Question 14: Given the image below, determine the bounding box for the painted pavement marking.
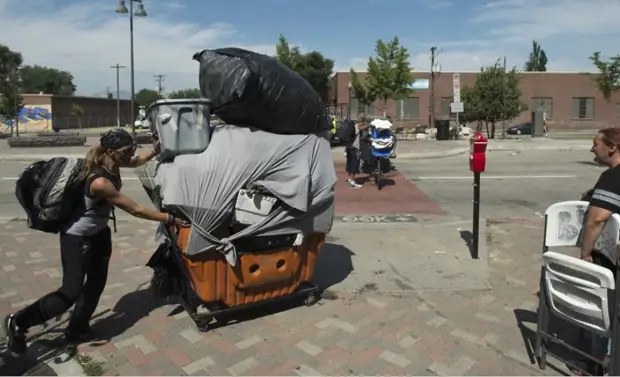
[336,215,418,223]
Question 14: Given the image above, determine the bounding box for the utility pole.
[501,56,507,138]
[154,74,166,96]
[430,46,438,130]
[110,64,126,128]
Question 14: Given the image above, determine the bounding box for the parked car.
[506,122,532,135]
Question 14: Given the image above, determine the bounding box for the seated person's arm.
[581,176,620,260]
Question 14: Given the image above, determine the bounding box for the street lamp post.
[347,81,352,120]
[115,0,147,136]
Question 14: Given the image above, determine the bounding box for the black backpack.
[15,157,86,234]
[337,120,357,144]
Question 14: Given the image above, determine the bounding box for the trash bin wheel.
[196,317,213,332]
[304,293,319,306]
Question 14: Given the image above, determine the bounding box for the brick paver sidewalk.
[0,217,568,375]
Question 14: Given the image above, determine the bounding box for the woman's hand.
[166,213,189,227]
[174,217,189,227]
[152,138,161,154]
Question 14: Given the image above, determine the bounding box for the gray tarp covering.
[141,124,336,266]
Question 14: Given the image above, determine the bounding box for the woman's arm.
[123,138,160,168]
[90,177,174,224]
[125,149,157,168]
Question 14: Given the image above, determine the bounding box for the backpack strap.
[84,169,121,233]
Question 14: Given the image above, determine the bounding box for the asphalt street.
[398,149,597,221]
[0,149,597,221]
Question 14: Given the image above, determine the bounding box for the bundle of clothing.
[138,47,337,268]
[370,118,395,150]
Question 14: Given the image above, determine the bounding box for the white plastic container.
[146,99,211,160]
[234,189,278,225]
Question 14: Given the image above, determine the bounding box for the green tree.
[0,45,24,135]
[71,103,84,129]
[460,85,483,130]
[275,35,334,102]
[349,69,376,117]
[464,61,527,138]
[168,88,202,99]
[0,84,23,136]
[135,88,162,107]
[589,52,620,123]
[20,65,76,95]
[352,36,415,116]
[276,34,302,71]
[524,40,548,72]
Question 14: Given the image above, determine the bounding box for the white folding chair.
[536,201,620,374]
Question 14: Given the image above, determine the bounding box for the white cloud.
[3,0,618,94]
[162,0,186,10]
[337,0,620,73]
[0,0,275,95]
[469,0,620,40]
[428,1,453,10]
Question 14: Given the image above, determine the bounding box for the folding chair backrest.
[544,201,620,257]
[543,251,615,336]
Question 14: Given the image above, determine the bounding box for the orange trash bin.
[175,226,325,310]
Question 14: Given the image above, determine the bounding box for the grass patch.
[75,354,104,376]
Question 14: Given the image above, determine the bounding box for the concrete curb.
[395,143,590,159]
[0,142,591,163]
[42,351,86,377]
[21,341,86,376]
[0,154,84,162]
[396,148,469,159]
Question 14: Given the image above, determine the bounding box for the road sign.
[450,102,464,113]
[452,73,461,103]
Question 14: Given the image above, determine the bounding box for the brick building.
[329,71,620,130]
[20,93,132,130]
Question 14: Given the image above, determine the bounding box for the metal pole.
[455,112,460,140]
[430,47,436,129]
[610,276,620,376]
[116,66,121,128]
[399,99,403,129]
[110,64,126,128]
[14,91,19,137]
[347,85,352,119]
[154,74,165,95]
[472,172,480,259]
[501,55,506,139]
[129,0,136,136]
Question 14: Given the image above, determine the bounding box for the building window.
[349,98,370,118]
[396,97,420,119]
[440,97,456,119]
[572,97,595,120]
[531,97,554,119]
[367,103,383,117]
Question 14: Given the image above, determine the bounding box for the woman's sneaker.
[348,179,362,188]
[4,314,27,355]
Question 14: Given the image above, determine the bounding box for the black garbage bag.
[193,47,330,135]
[145,240,185,298]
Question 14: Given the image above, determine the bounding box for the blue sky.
[1,0,619,96]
